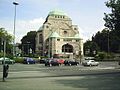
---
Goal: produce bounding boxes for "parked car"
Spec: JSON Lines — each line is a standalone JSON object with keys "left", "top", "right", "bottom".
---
{"left": 64, "top": 60, "right": 79, "bottom": 66}
{"left": 118, "top": 61, "right": 120, "bottom": 65}
{"left": 0, "top": 57, "right": 15, "bottom": 65}
{"left": 56, "top": 59, "right": 65, "bottom": 64}
{"left": 39, "top": 59, "right": 46, "bottom": 64}
{"left": 23, "top": 58, "right": 35, "bottom": 64}
{"left": 45, "top": 59, "right": 60, "bottom": 67}
{"left": 82, "top": 60, "right": 99, "bottom": 66}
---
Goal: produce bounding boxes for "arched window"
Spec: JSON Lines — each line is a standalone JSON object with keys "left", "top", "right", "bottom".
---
{"left": 39, "top": 34, "right": 43, "bottom": 43}
{"left": 62, "top": 43, "right": 73, "bottom": 53}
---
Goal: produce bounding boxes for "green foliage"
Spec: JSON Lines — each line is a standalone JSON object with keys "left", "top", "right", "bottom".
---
{"left": 6, "top": 54, "right": 14, "bottom": 59}
{"left": 92, "top": 28, "right": 109, "bottom": 52}
{"left": 0, "top": 52, "right": 3, "bottom": 57}
{"left": 92, "top": 0, "right": 120, "bottom": 53}
{"left": 0, "top": 28, "right": 13, "bottom": 54}
{"left": 95, "top": 52, "right": 107, "bottom": 59}
{"left": 103, "top": 0, "right": 120, "bottom": 53}
{"left": 20, "top": 31, "right": 37, "bottom": 56}
{"left": 84, "top": 40, "right": 99, "bottom": 57}
{"left": 104, "top": 0, "right": 120, "bottom": 31}
{"left": 95, "top": 52, "right": 115, "bottom": 60}
{"left": 13, "top": 57, "right": 24, "bottom": 63}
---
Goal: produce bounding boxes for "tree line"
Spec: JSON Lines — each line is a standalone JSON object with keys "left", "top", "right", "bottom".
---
{"left": 84, "top": 0, "right": 120, "bottom": 57}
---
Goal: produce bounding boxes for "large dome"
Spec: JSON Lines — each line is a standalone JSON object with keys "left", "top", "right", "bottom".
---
{"left": 48, "top": 9, "right": 67, "bottom": 16}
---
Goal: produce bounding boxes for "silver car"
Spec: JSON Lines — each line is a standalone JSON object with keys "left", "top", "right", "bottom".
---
{"left": 0, "top": 57, "right": 15, "bottom": 65}
{"left": 82, "top": 60, "right": 99, "bottom": 66}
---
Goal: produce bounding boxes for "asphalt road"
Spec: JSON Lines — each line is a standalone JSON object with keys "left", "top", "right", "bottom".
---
{"left": 0, "top": 62, "right": 120, "bottom": 90}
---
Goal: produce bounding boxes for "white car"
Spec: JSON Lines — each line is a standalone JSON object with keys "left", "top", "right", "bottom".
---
{"left": 82, "top": 60, "right": 99, "bottom": 66}
{"left": 0, "top": 57, "right": 15, "bottom": 65}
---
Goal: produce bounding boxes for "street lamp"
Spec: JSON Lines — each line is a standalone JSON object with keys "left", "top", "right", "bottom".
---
{"left": 13, "top": 2, "right": 19, "bottom": 57}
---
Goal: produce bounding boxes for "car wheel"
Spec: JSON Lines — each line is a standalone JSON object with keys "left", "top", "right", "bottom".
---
{"left": 49, "top": 64, "right": 52, "bottom": 67}
{"left": 76, "top": 63, "right": 79, "bottom": 66}
{"left": 96, "top": 64, "right": 98, "bottom": 66}
{"left": 69, "top": 63, "right": 71, "bottom": 66}
{"left": 90, "top": 64, "right": 92, "bottom": 67}
{"left": 58, "top": 64, "right": 61, "bottom": 66}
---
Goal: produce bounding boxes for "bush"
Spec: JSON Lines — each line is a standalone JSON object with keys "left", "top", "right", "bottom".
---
{"left": 0, "top": 52, "right": 3, "bottom": 58}
{"left": 95, "top": 52, "right": 107, "bottom": 60}
{"left": 13, "top": 57, "right": 24, "bottom": 63}
{"left": 95, "top": 52, "right": 115, "bottom": 60}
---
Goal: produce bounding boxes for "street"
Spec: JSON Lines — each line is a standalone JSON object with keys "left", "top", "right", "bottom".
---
{"left": 0, "top": 62, "right": 120, "bottom": 90}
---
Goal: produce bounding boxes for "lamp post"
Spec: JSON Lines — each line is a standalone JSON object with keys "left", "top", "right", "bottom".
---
{"left": 13, "top": 2, "right": 19, "bottom": 57}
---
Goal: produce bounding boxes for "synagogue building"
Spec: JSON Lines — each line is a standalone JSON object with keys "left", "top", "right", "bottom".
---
{"left": 36, "top": 10, "right": 83, "bottom": 60}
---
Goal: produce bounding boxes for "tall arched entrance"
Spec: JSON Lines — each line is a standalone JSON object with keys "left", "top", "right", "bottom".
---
{"left": 62, "top": 43, "right": 73, "bottom": 53}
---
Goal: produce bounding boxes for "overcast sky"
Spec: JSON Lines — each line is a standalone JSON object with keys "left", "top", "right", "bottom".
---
{"left": 0, "top": 0, "right": 109, "bottom": 43}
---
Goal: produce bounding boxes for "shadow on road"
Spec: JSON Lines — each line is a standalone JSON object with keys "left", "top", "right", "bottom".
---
{"left": 55, "top": 73, "right": 120, "bottom": 90}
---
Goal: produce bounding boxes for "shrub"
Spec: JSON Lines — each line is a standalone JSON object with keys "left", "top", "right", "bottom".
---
{"left": 13, "top": 57, "right": 24, "bottom": 63}
{"left": 95, "top": 52, "right": 107, "bottom": 60}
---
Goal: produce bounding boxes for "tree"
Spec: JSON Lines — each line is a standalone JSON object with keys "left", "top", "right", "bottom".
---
{"left": 0, "top": 28, "right": 13, "bottom": 55}
{"left": 92, "top": 28, "right": 110, "bottom": 52}
{"left": 104, "top": 0, "right": 120, "bottom": 52}
{"left": 84, "top": 40, "right": 99, "bottom": 56}
{"left": 20, "top": 31, "right": 37, "bottom": 56}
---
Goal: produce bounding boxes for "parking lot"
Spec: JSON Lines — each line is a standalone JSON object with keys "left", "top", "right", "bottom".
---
{"left": 0, "top": 61, "right": 120, "bottom": 90}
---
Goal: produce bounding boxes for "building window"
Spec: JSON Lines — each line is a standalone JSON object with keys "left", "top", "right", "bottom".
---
{"left": 57, "top": 39, "right": 60, "bottom": 41}
{"left": 76, "top": 40, "right": 79, "bottom": 42}
{"left": 39, "top": 34, "right": 43, "bottom": 43}
{"left": 46, "top": 25, "right": 49, "bottom": 28}
{"left": 64, "top": 31, "right": 67, "bottom": 34}
{"left": 74, "top": 28, "right": 77, "bottom": 30}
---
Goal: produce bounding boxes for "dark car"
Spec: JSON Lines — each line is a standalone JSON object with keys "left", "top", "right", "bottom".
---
{"left": 23, "top": 58, "right": 35, "bottom": 64}
{"left": 45, "top": 59, "right": 60, "bottom": 67}
{"left": 39, "top": 59, "right": 46, "bottom": 64}
{"left": 64, "top": 60, "right": 79, "bottom": 66}
{"left": 118, "top": 61, "right": 120, "bottom": 65}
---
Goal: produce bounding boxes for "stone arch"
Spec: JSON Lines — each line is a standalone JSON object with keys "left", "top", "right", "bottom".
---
{"left": 62, "top": 43, "right": 73, "bottom": 53}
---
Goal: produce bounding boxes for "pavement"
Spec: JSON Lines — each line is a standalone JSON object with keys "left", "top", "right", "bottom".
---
{"left": 0, "top": 62, "right": 120, "bottom": 90}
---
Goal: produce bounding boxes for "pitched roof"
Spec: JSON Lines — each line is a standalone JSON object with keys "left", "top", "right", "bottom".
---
{"left": 50, "top": 32, "right": 60, "bottom": 38}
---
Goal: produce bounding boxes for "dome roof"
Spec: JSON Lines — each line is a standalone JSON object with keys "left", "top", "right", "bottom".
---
{"left": 48, "top": 9, "right": 67, "bottom": 16}
{"left": 50, "top": 32, "right": 60, "bottom": 38}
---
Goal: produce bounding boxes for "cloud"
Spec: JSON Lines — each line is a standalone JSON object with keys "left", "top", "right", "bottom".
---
{"left": 0, "top": 17, "right": 45, "bottom": 43}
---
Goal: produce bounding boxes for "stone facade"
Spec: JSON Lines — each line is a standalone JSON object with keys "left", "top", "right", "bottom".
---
{"left": 36, "top": 10, "right": 83, "bottom": 60}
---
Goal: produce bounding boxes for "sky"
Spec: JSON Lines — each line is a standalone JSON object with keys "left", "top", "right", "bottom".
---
{"left": 0, "top": 0, "right": 110, "bottom": 43}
